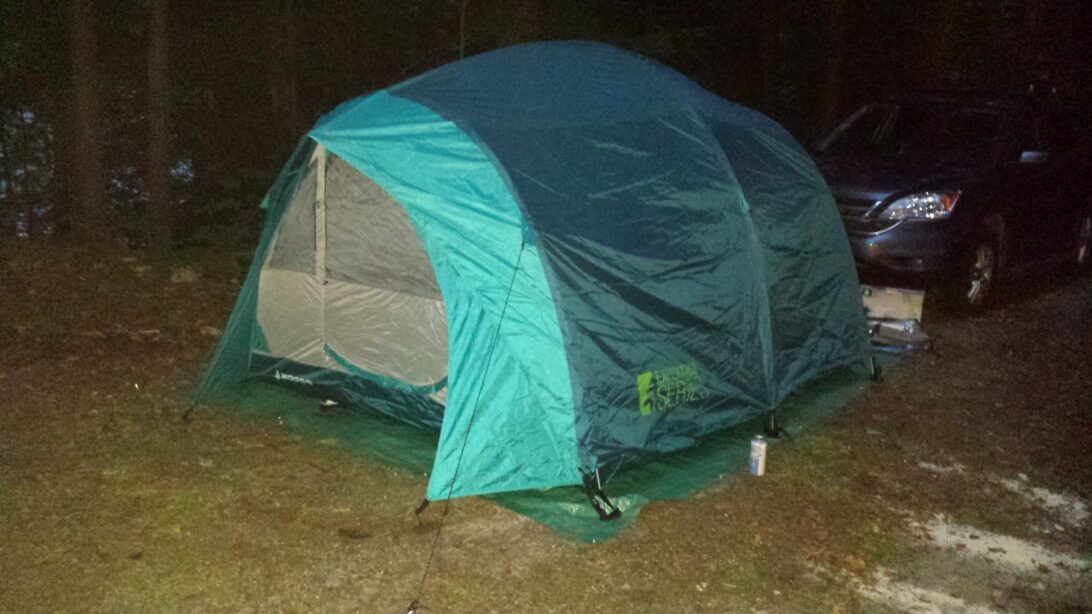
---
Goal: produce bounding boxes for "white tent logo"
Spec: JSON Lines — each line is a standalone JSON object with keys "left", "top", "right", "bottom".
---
{"left": 274, "top": 370, "right": 312, "bottom": 385}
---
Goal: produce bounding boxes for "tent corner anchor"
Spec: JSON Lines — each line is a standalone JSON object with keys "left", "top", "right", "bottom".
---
{"left": 763, "top": 412, "right": 793, "bottom": 441}
{"left": 413, "top": 498, "right": 430, "bottom": 525}
{"left": 581, "top": 469, "right": 621, "bottom": 521}
{"left": 870, "top": 356, "right": 883, "bottom": 382}
{"left": 181, "top": 402, "right": 199, "bottom": 423}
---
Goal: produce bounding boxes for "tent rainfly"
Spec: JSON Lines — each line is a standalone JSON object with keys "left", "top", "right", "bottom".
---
{"left": 199, "top": 41, "right": 870, "bottom": 504}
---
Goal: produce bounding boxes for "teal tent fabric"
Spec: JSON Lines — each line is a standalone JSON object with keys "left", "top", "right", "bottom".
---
{"left": 198, "top": 41, "right": 870, "bottom": 502}
{"left": 311, "top": 92, "right": 581, "bottom": 499}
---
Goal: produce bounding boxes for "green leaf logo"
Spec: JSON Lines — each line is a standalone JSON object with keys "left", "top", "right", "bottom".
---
{"left": 637, "top": 371, "right": 653, "bottom": 416}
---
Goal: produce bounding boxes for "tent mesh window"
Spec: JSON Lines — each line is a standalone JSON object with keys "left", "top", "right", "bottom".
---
{"left": 266, "top": 152, "right": 318, "bottom": 273}
{"left": 322, "top": 154, "right": 448, "bottom": 390}
{"left": 254, "top": 145, "right": 448, "bottom": 396}
{"left": 255, "top": 149, "right": 324, "bottom": 366}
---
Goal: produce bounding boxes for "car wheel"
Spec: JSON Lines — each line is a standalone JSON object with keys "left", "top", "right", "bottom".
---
{"left": 942, "top": 226, "right": 1000, "bottom": 316}
{"left": 1072, "top": 214, "right": 1091, "bottom": 273}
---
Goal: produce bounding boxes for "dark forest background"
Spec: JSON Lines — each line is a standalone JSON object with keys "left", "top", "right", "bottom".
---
{"left": 2, "top": 0, "right": 1089, "bottom": 248}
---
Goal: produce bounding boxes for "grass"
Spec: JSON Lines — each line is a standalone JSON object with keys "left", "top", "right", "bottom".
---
{"left": 1, "top": 243, "right": 1089, "bottom": 612}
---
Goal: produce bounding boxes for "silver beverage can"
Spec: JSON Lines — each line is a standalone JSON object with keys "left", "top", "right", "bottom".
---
{"left": 749, "top": 436, "right": 767, "bottom": 476}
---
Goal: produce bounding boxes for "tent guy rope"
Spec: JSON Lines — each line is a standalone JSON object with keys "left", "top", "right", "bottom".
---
{"left": 408, "top": 242, "right": 527, "bottom": 614}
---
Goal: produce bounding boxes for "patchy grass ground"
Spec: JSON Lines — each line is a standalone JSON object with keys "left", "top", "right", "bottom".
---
{"left": 1, "top": 244, "right": 1089, "bottom": 613}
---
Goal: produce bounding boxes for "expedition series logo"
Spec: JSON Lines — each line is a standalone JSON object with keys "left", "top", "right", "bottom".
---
{"left": 274, "top": 370, "right": 312, "bottom": 385}
{"left": 637, "top": 363, "right": 710, "bottom": 416}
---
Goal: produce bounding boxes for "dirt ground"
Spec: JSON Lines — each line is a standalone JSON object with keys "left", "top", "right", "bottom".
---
{"left": 1, "top": 244, "right": 1090, "bottom": 613}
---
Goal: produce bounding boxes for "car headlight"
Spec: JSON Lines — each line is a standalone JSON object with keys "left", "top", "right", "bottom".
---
{"left": 878, "top": 190, "right": 960, "bottom": 221}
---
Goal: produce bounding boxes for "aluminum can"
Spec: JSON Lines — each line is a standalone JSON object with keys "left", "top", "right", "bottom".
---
{"left": 749, "top": 436, "right": 767, "bottom": 476}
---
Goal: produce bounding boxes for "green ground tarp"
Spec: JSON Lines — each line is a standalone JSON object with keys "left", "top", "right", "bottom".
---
{"left": 211, "top": 355, "right": 888, "bottom": 542}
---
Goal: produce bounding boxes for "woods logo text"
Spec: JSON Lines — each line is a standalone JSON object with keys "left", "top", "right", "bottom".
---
{"left": 274, "top": 370, "right": 312, "bottom": 385}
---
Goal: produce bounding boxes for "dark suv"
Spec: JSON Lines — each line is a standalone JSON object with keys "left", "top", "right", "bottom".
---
{"left": 814, "top": 94, "right": 1091, "bottom": 313}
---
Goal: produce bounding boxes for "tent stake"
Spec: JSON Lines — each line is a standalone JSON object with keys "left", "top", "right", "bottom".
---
{"left": 581, "top": 470, "right": 621, "bottom": 521}
{"left": 181, "top": 401, "right": 199, "bottom": 423}
{"left": 763, "top": 411, "right": 793, "bottom": 441}
{"left": 413, "top": 498, "right": 430, "bottom": 525}
{"left": 870, "top": 356, "right": 883, "bottom": 382}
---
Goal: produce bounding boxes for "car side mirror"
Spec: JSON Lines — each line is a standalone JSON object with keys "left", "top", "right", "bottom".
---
{"left": 1018, "top": 150, "right": 1051, "bottom": 164}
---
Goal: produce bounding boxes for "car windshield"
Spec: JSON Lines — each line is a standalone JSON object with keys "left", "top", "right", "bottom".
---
{"left": 818, "top": 102, "right": 1006, "bottom": 166}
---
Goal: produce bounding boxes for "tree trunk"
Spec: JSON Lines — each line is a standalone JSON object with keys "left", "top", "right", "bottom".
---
{"left": 507, "top": 0, "right": 548, "bottom": 46}
{"left": 459, "top": 0, "right": 468, "bottom": 59}
{"left": 282, "top": 0, "right": 299, "bottom": 138}
{"left": 264, "top": 0, "right": 299, "bottom": 151}
{"left": 925, "top": 3, "right": 958, "bottom": 83}
{"left": 757, "top": 4, "right": 781, "bottom": 114}
{"left": 47, "top": 93, "right": 75, "bottom": 238}
{"left": 69, "top": 0, "right": 108, "bottom": 244}
{"left": 818, "top": 0, "right": 849, "bottom": 134}
{"left": 1022, "top": 0, "right": 1046, "bottom": 84}
{"left": 147, "top": 0, "right": 171, "bottom": 247}
{"left": 0, "top": 111, "right": 18, "bottom": 238}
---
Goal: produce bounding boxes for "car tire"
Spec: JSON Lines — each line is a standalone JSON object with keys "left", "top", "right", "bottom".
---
{"left": 940, "top": 222, "right": 1001, "bottom": 317}
{"left": 1071, "top": 213, "right": 1092, "bottom": 274}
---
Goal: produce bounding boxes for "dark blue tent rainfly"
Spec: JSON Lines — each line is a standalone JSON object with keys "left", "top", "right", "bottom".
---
{"left": 199, "top": 41, "right": 870, "bottom": 500}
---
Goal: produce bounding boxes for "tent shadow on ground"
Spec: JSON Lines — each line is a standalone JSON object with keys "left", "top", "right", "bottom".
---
{"left": 207, "top": 354, "right": 892, "bottom": 543}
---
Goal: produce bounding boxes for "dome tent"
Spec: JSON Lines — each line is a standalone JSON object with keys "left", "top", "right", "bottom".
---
{"left": 199, "top": 41, "right": 870, "bottom": 503}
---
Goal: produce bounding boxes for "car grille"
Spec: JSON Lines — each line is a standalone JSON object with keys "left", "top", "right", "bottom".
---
{"left": 837, "top": 198, "right": 897, "bottom": 234}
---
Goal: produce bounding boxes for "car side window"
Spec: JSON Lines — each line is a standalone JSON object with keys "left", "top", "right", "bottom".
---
{"left": 817, "top": 104, "right": 893, "bottom": 156}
